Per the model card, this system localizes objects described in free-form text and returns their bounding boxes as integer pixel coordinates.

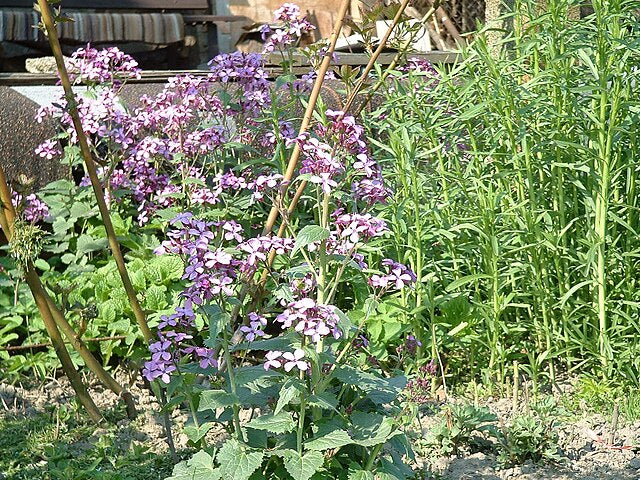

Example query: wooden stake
[0,168,102,423]
[36,0,152,343]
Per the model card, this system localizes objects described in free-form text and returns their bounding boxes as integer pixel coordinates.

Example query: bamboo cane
[260,1,442,276]
[0,171,103,423]
[36,0,152,342]
[261,0,352,237]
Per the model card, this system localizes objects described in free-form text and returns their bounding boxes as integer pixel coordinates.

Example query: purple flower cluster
[261,3,316,54]
[400,57,439,79]
[264,348,309,372]
[12,192,50,223]
[37,45,278,226]
[208,52,270,115]
[66,44,141,85]
[369,259,417,291]
[298,136,344,193]
[329,110,390,205]
[405,360,438,404]
[155,213,244,304]
[333,211,388,249]
[289,272,316,300]
[292,70,336,93]
[397,334,422,356]
[142,302,218,384]
[34,139,61,160]
[239,312,268,341]
[237,235,294,274]
[276,298,341,344]
[248,173,284,202]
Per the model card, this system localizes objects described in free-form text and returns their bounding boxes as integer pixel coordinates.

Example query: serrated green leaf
[144,284,167,311]
[334,366,406,405]
[293,225,329,254]
[76,234,109,256]
[274,378,303,415]
[246,411,296,434]
[199,390,240,411]
[280,449,324,480]
[166,450,220,480]
[307,392,338,411]
[184,422,216,443]
[350,411,394,447]
[216,439,264,480]
[347,467,374,480]
[305,422,352,451]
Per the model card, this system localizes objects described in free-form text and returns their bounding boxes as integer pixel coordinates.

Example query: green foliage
[427,404,498,455]
[497,399,562,467]
[366,0,640,387]
[0,405,176,480]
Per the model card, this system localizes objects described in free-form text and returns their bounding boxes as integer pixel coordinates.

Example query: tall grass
[367,0,640,388]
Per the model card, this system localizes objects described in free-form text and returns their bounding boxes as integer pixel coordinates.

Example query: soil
[1,373,639,480]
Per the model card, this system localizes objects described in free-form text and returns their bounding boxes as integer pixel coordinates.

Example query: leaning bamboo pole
[0,167,103,423]
[36,0,152,343]
[261,0,443,275]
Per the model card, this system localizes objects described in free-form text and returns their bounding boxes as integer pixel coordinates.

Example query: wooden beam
[0,0,209,9]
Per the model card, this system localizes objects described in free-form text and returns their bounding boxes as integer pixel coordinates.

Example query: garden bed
[1,375,638,480]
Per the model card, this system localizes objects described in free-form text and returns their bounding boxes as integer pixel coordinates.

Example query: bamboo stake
[261,1,442,274]
[1,175,136,416]
[36,0,152,343]
[0,171,102,423]
[261,0,352,237]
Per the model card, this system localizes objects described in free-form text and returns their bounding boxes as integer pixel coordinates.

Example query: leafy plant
[497,398,562,467]
[366,0,640,387]
[426,404,498,456]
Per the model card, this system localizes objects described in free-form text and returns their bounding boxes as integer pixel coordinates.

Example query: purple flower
[35,139,60,160]
[333,212,388,249]
[240,312,268,341]
[276,298,342,344]
[352,177,390,206]
[248,173,283,202]
[12,192,50,224]
[283,348,308,372]
[67,44,141,85]
[264,350,283,370]
[369,259,417,291]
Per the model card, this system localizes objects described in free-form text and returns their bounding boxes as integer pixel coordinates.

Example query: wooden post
[36,0,153,343]
[0,166,103,424]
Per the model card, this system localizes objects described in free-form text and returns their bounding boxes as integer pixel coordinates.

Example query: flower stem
[221,325,244,441]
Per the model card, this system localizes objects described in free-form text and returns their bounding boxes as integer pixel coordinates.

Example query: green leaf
[216,439,264,480]
[347,467,374,480]
[184,422,216,443]
[274,378,303,415]
[307,392,338,411]
[445,274,491,292]
[305,422,352,451]
[33,258,50,271]
[280,449,324,480]
[293,225,329,254]
[100,300,118,323]
[199,390,240,411]
[334,366,406,405]
[167,450,220,480]
[76,234,109,256]
[144,284,167,311]
[246,411,296,434]
[350,411,394,447]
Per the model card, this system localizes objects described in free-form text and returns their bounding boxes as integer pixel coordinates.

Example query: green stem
[297,394,306,454]
[365,443,383,471]
[222,326,244,441]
